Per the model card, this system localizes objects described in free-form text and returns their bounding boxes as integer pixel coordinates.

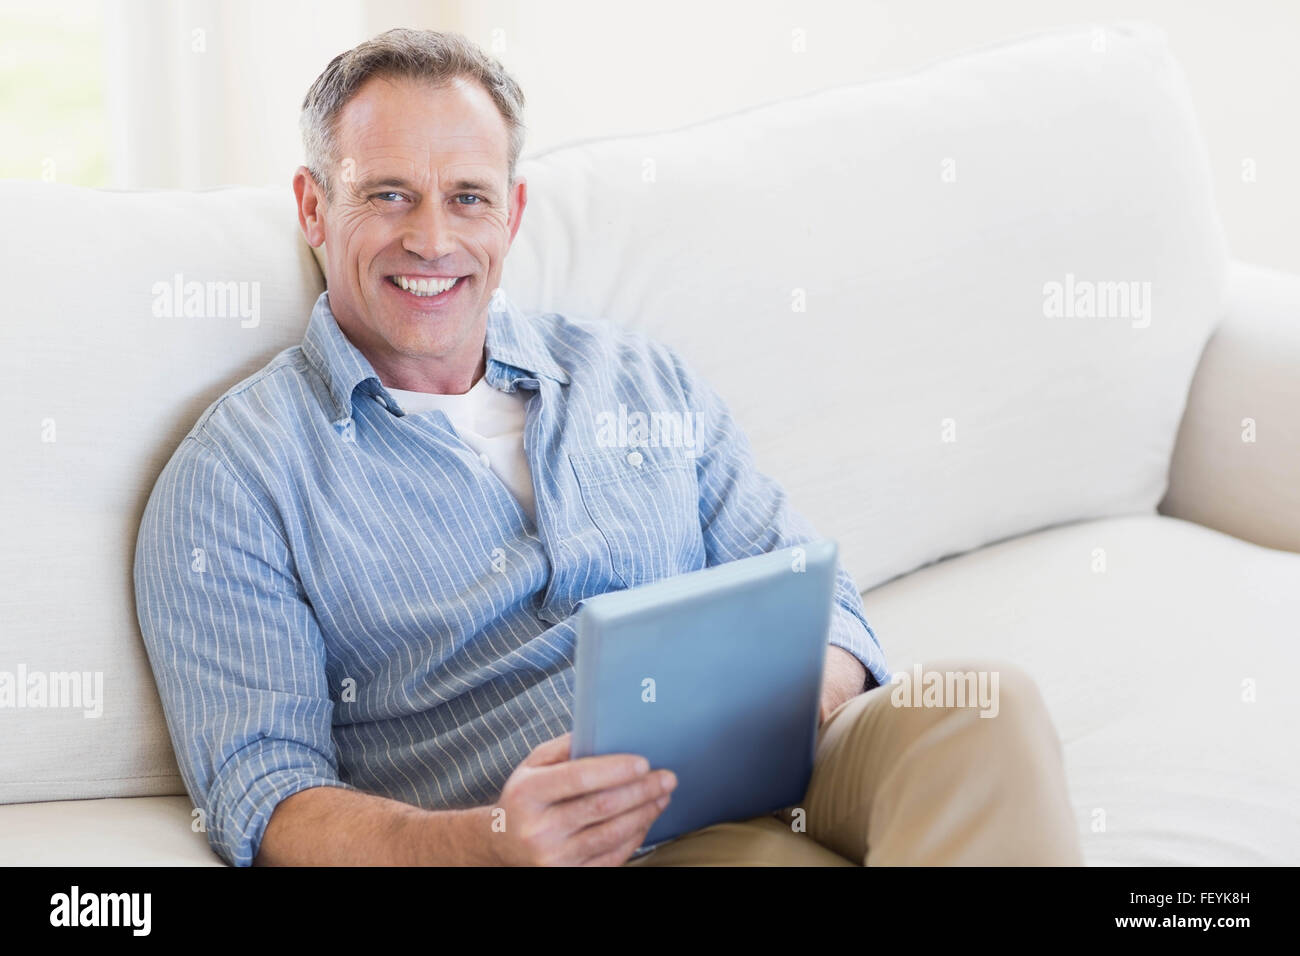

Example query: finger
[582,798,670,867]
[554,770,675,831]
[520,731,573,768]
[574,796,669,865]
[529,752,652,804]
[585,835,647,868]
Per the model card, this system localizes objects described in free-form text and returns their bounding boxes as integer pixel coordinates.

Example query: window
[0,0,108,185]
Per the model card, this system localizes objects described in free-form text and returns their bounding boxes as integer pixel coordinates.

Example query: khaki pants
[625,658,1083,866]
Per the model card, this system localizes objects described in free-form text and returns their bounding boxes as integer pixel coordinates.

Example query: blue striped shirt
[133,288,890,866]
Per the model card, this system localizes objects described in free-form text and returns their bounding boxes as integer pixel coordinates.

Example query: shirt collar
[301,286,569,426]
[482,286,572,388]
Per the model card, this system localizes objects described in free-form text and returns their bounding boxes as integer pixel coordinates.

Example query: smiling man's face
[295,73,526,394]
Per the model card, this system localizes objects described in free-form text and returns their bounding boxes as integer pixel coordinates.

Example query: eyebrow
[355,175,500,197]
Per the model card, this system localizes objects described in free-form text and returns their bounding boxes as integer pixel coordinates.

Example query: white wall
[101,0,1299,272]
[458,0,1299,273]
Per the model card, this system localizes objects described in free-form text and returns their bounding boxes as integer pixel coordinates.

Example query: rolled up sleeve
[661,344,892,691]
[133,436,354,866]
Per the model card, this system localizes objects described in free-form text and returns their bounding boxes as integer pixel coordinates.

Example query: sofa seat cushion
[863,514,1300,865]
[0,796,223,866]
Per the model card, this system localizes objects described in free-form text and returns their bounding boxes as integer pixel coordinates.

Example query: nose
[401,195,458,263]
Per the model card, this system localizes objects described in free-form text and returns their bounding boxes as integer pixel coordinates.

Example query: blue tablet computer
[571,538,839,853]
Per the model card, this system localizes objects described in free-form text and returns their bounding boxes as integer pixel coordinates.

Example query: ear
[505,175,528,248]
[293,166,330,281]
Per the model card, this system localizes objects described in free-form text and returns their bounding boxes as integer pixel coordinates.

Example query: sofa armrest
[1159,261,1300,552]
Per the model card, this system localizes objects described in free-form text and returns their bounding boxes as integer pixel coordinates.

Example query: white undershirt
[386,377,536,525]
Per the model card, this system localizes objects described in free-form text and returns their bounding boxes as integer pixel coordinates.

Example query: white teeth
[390,276,461,297]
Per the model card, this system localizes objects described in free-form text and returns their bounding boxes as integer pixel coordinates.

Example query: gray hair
[299,28,527,203]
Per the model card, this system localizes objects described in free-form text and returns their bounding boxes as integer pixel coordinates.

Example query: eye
[372,192,406,203]
[456,194,485,205]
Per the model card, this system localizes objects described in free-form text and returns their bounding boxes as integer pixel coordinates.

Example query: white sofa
[2,22,1296,866]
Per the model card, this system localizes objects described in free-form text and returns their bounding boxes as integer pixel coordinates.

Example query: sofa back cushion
[501,21,1229,593]
[0,184,323,803]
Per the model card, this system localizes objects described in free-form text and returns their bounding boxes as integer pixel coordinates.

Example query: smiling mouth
[387,274,467,298]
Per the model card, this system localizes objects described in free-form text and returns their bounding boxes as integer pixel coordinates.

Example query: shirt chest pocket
[567,445,706,589]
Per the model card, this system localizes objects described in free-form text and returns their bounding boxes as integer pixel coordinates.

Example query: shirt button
[626,451,643,467]
[479,452,491,467]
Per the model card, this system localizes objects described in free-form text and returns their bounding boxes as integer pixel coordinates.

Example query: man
[133,28,1083,866]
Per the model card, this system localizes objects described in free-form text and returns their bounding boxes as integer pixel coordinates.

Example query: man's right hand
[485,731,677,866]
